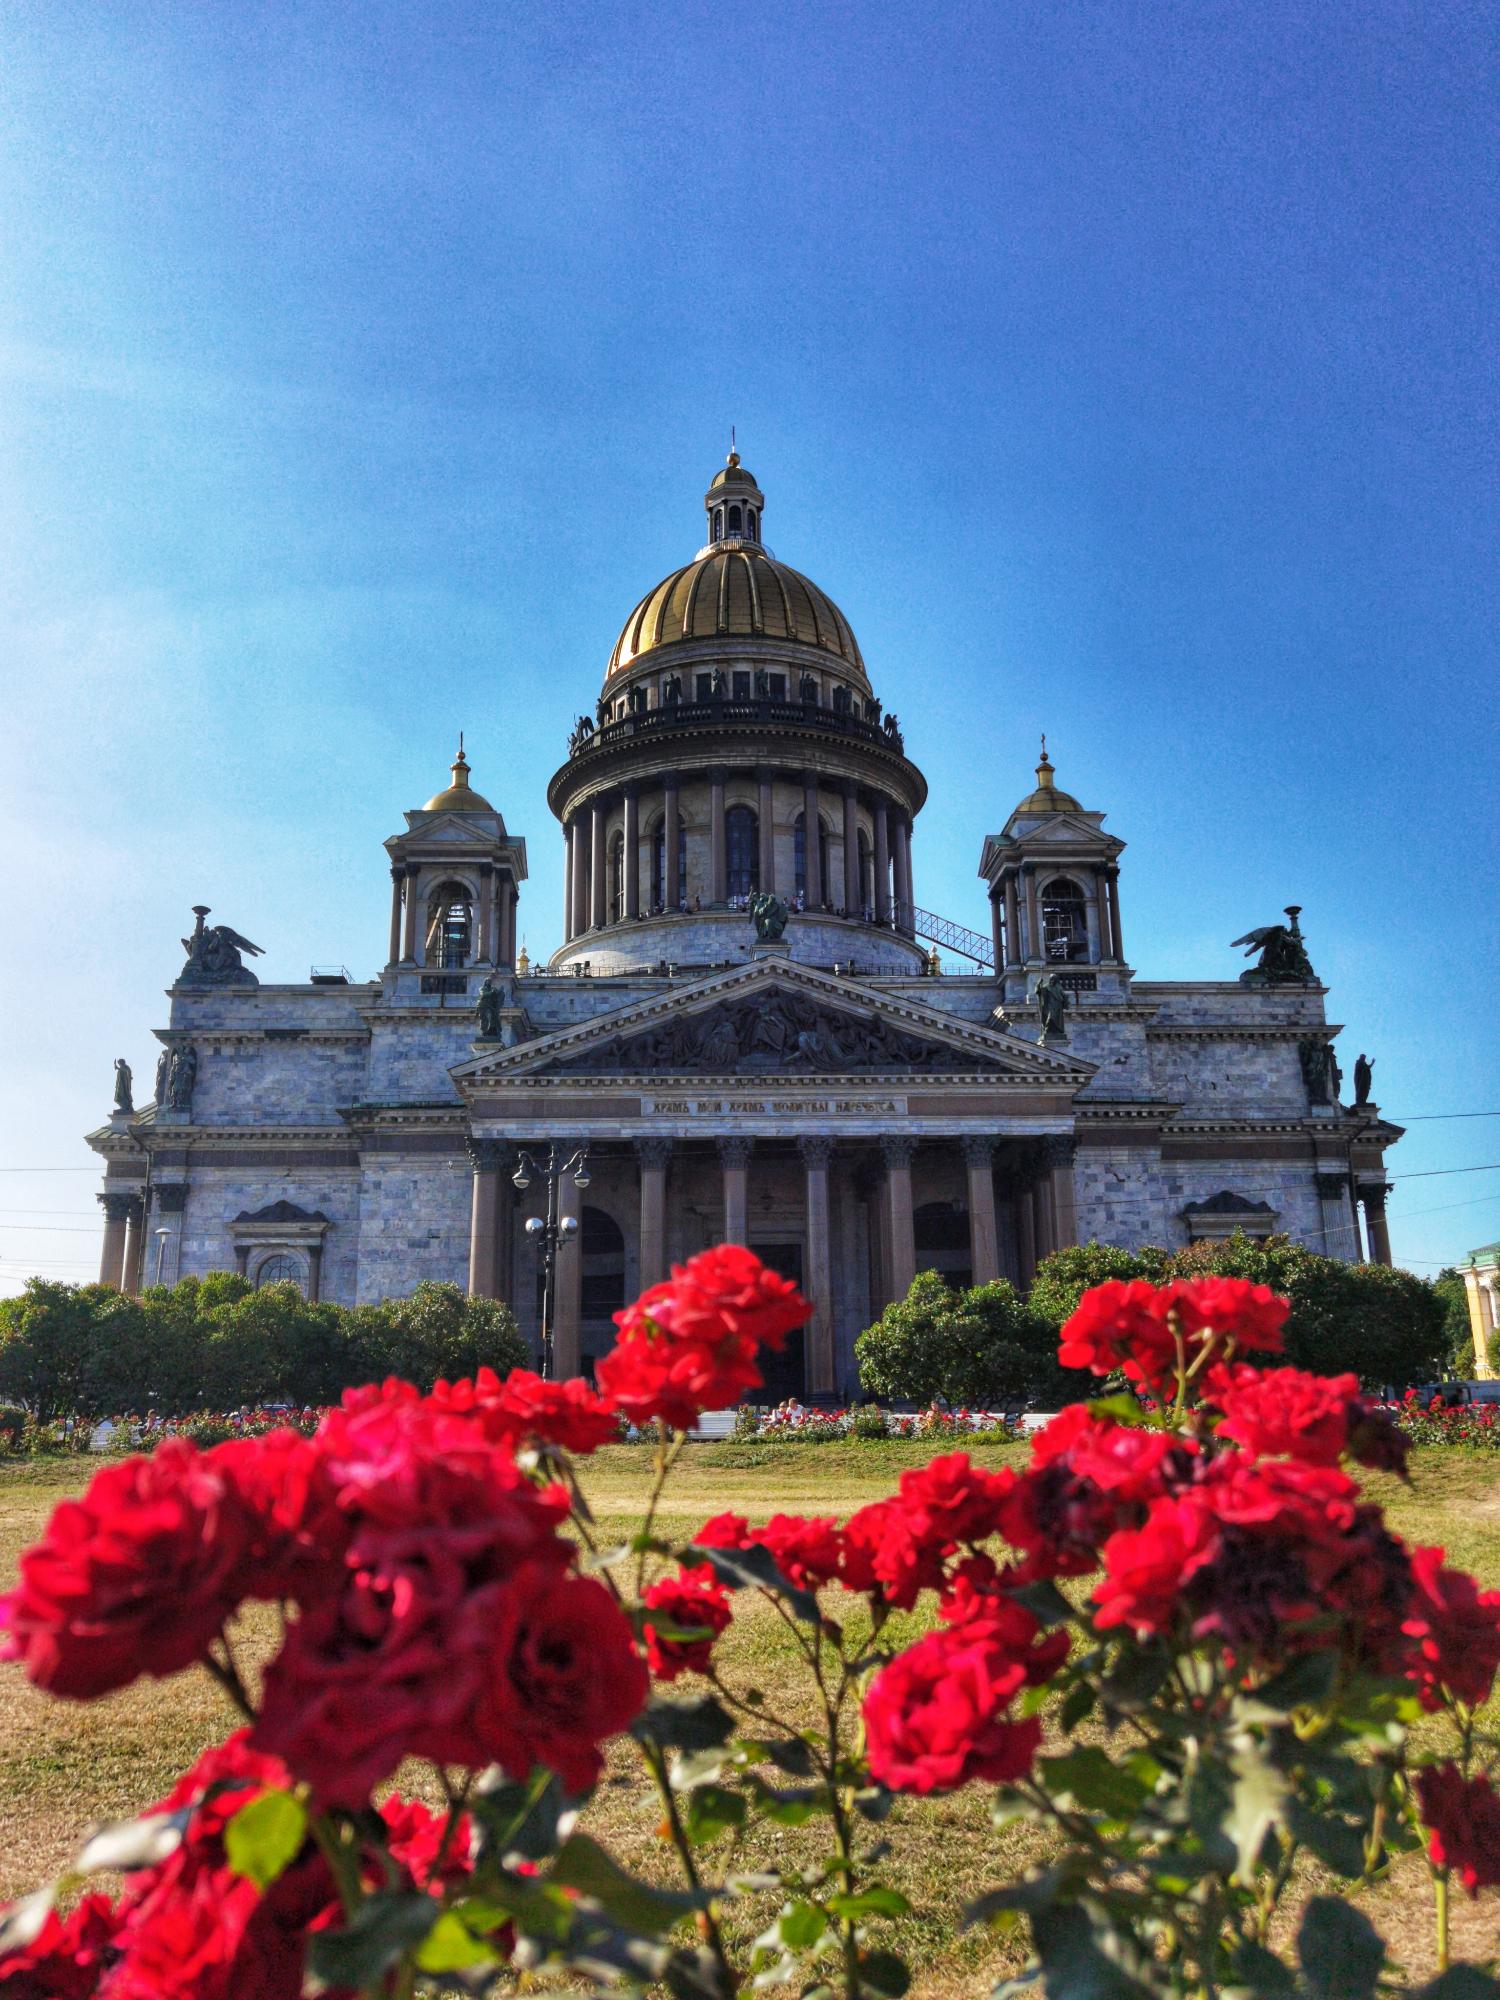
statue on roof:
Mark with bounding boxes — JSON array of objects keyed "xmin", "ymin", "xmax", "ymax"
[
  {"xmin": 1035, "ymin": 972, "xmax": 1069, "ymax": 1044},
  {"xmin": 178, "ymin": 907, "xmax": 264, "ymax": 988},
  {"xmin": 475, "ymin": 976, "xmax": 504, "ymax": 1041},
  {"xmin": 112, "ymin": 1059, "xmax": 133, "ymax": 1114},
  {"xmin": 568, "ymin": 714, "xmax": 595, "ymax": 756},
  {"xmin": 1354, "ymin": 1053, "xmax": 1375, "ymax": 1106},
  {"xmin": 1231, "ymin": 907, "xmax": 1315, "ymax": 984},
  {"xmin": 749, "ymin": 891, "xmax": 790, "ymax": 941}
]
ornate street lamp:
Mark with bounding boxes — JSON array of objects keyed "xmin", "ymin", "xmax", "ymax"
[{"xmin": 512, "ymin": 1142, "xmax": 591, "ymax": 1380}]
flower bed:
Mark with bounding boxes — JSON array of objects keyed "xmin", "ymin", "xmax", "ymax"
[
  {"xmin": 1, "ymin": 1255, "xmax": 1497, "ymax": 1999},
  {"xmin": 734, "ymin": 1402, "xmax": 1026, "ymax": 1442},
  {"xmin": 1390, "ymin": 1392, "xmax": 1500, "ymax": 1450},
  {"xmin": 0, "ymin": 1406, "xmax": 323, "ymax": 1458}
]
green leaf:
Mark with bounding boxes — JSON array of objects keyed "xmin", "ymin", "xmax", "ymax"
[
  {"xmin": 472, "ymin": 1766, "xmax": 571, "ymax": 1861},
  {"xmin": 685, "ymin": 1541, "xmax": 823, "ymax": 1623},
  {"xmin": 1039, "ymin": 1747, "xmax": 1148, "ymax": 1821},
  {"xmin": 1287, "ymin": 1800, "xmax": 1371, "ymax": 1880},
  {"xmin": 1008, "ymin": 1579, "xmax": 1076, "ymax": 1628},
  {"xmin": 778, "ymin": 1900, "xmax": 828, "ymax": 1950},
  {"xmin": 682, "ymin": 1785, "xmax": 746, "ymax": 1845},
  {"xmin": 861, "ymin": 1948, "xmax": 912, "ymax": 1996},
  {"xmin": 1225, "ymin": 1745, "xmax": 1290, "ymax": 1883},
  {"xmin": 1060, "ymin": 1680, "xmax": 1097, "ymax": 1732},
  {"xmin": 308, "ymin": 1894, "xmax": 437, "ymax": 1987},
  {"xmin": 413, "ymin": 1909, "xmax": 502, "ymax": 1973},
  {"xmin": 546, "ymin": 1831, "xmax": 698, "ymax": 1933},
  {"xmin": 1297, "ymin": 1897, "xmax": 1384, "ymax": 2000},
  {"xmin": 1229, "ymin": 1939, "xmax": 1298, "ymax": 1996},
  {"xmin": 1087, "ymin": 1394, "xmax": 1152, "ymax": 1426},
  {"xmin": 1099, "ymin": 1645, "xmax": 1173, "ymax": 1715},
  {"xmin": 827, "ymin": 1887, "xmax": 911, "ymax": 1920},
  {"xmin": 224, "ymin": 1789, "xmax": 308, "ymax": 1892},
  {"xmin": 966, "ymin": 1867, "xmax": 1072, "ymax": 1924},
  {"xmin": 1031, "ymin": 1901, "xmax": 1157, "ymax": 2000},
  {"xmin": 633, "ymin": 1693, "xmax": 736, "ymax": 1753},
  {"xmin": 1250, "ymin": 1651, "xmax": 1340, "ymax": 1713}
]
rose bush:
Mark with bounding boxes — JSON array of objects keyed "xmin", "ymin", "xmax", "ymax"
[{"xmin": 0, "ymin": 1248, "xmax": 1496, "ymax": 1998}]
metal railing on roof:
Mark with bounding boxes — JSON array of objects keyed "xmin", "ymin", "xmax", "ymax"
[{"xmin": 568, "ymin": 697, "xmax": 905, "ymax": 760}]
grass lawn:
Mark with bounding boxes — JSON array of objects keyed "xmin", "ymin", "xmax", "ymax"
[{"xmin": 1, "ymin": 1440, "xmax": 1498, "ymax": 1992}]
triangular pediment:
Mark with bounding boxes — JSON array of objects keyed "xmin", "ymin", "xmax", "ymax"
[
  {"xmin": 1009, "ymin": 812, "xmax": 1110, "ymax": 843},
  {"xmin": 453, "ymin": 959, "xmax": 1092, "ymax": 1087},
  {"xmin": 400, "ymin": 814, "xmax": 502, "ymax": 845}
]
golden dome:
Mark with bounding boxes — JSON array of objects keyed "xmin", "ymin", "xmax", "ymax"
[
  {"xmin": 709, "ymin": 449, "xmax": 759, "ymax": 492},
  {"xmin": 1013, "ymin": 742, "xmax": 1081, "ymax": 816},
  {"xmin": 423, "ymin": 744, "xmax": 497, "ymax": 814},
  {"xmin": 607, "ymin": 546, "xmax": 867, "ymax": 681}
]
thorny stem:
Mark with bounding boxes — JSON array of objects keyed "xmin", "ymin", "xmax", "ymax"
[
  {"xmin": 639, "ymin": 1735, "xmax": 735, "ymax": 1996},
  {"xmin": 204, "ymin": 1642, "xmax": 255, "ymax": 1722},
  {"xmin": 1434, "ymin": 1866, "xmax": 1451, "ymax": 1974},
  {"xmin": 635, "ymin": 1424, "xmax": 687, "ymax": 1599}
]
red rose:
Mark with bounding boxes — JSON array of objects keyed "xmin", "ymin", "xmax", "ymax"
[
  {"xmin": 0, "ymin": 1893, "xmax": 117, "ymax": 1997},
  {"xmin": 619, "ymin": 1245, "xmax": 810, "ymax": 1351},
  {"xmin": 1208, "ymin": 1364, "xmax": 1359, "ymax": 1466},
  {"xmin": 432, "ymin": 1368, "xmax": 621, "ymax": 1455},
  {"xmin": 642, "ymin": 1564, "xmax": 734, "ymax": 1680},
  {"xmin": 477, "ymin": 1565, "xmax": 648, "ymax": 1793},
  {"xmin": 864, "ymin": 1620, "xmax": 1043, "ymax": 1794},
  {"xmin": 839, "ymin": 1500, "xmax": 947, "ymax": 1609},
  {"xmin": 213, "ymin": 1429, "xmax": 349, "ymax": 1603},
  {"xmin": 1030, "ymin": 1406, "xmax": 1186, "ymax": 1501},
  {"xmin": 596, "ymin": 1322, "xmax": 763, "ymax": 1430},
  {"xmin": 1058, "ymin": 1280, "xmax": 1176, "ymax": 1388},
  {"xmin": 1093, "ymin": 1497, "xmax": 1219, "ymax": 1637},
  {"xmin": 1160, "ymin": 1277, "xmax": 1288, "ymax": 1352},
  {"xmin": 0, "ymin": 1439, "xmax": 256, "ymax": 1699},
  {"xmin": 379, "ymin": 1794, "xmax": 474, "ymax": 1890},
  {"xmin": 758, "ymin": 1514, "xmax": 845, "ymax": 1589},
  {"xmin": 693, "ymin": 1511, "xmax": 753, "ymax": 1550},
  {"xmin": 1417, "ymin": 1763, "xmax": 1500, "ymax": 1895},
  {"xmin": 1402, "ymin": 1546, "xmax": 1500, "ymax": 1712},
  {"xmin": 893, "ymin": 1452, "xmax": 1013, "ymax": 1550}
]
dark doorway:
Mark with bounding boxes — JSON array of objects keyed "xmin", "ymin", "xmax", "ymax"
[
  {"xmin": 749, "ymin": 1241, "xmax": 806, "ymax": 1402},
  {"xmin": 914, "ymin": 1201, "xmax": 972, "ymax": 1290}
]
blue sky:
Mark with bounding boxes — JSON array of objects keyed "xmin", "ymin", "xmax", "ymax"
[{"xmin": 1, "ymin": 0, "xmax": 1494, "ymax": 1294}]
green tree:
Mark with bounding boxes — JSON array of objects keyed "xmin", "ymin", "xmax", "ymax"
[
  {"xmin": 345, "ymin": 1282, "xmax": 526, "ymax": 1391},
  {"xmin": 856, "ymin": 1270, "xmax": 1079, "ymax": 1407},
  {"xmin": 199, "ymin": 1284, "xmax": 349, "ymax": 1408},
  {"xmin": 0, "ymin": 1281, "xmax": 144, "ymax": 1420},
  {"xmin": 1025, "ymin": 1240, "xmax": 1169, "ymax": 1328}
]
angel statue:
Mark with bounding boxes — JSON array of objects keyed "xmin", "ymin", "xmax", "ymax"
[
  {"xmin": 178, "ymin": 906, "xmax": 265, "ymax": 988},
  {"xmin": 748, "ymin": 891, "xmax": 790, "ymax": 942},
  {"xmin": 1231, "ymin": 906, "xmax": 1315, "ymax": 985}
]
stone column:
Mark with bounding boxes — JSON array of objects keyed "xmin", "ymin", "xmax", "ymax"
[
  {"xmin": 962, "ymin": 1138, "xmax": 1000, "ymax": 1284},
  {"xmin": 1093, "ymin": 872, "xmax": 1112, "ymax": 963},
  {"xmin": 1024, "ymin": 867, "xmax": 1041, "ymax": 964},
  {"xmin": 97, "ymin": 1190, "xmax": 132, "ymax": 1288},
  {"xmin": 623, "ymin": 787, "xmax": 640, "ymax": 919},
  {"xmin": 757, "ymin": 769, "xmax": 775, "ymax": 892},
  {"xmin": 1360, "ymin": 1183, "xmax": 1393, "ymax": 1267},
  {"xmin": 664, "ymin": 776, "xmax": 682, "ymax": 910},
  {"xmin": 719, "ymin": 1137, "xmax": 752, "ymax": 1246},
  {"xmin": 233, "ymin": 1242, "xmax": 250, "ymax": 1277},
  {"xmin": 1032, "ymin": 1174, "xmax": 1056, "ymax": 1263},
  {"xmin": 121, "ymin": 1196, "xmax": 146, "ymax": 1297},
  {"xmin": 1476, "ymin": 1276, "xmax": 1499, "ymax": 1380},
  {"xmin": 1014, "ymin": 1177, "xmax": 1037, "ymax": 1288},
  {"xmin": 881, "ymin": 1137, "xmax": 916, "ymax": 1300},
  {"xmin": 636, "ymin": 1138, "xmax": 671, "ymax": 1289},
  {"xmin": 570, "ymin": 817, "xmax": 590, "ymax": 938},
  {"xmin": 1042, "ymin": 1135, "xmax": 1078, "ymax": 1251},
  {"xmin": 401, "ymin": 867, "xmax": 420, "ymax": 961},
  {"xmin": 590, "ymin": 798, "xmax": 609, "ymax": 931},
  {"xmin": 892, "ymin": 816, "xmax": 913, "ymax": 927},
  {"xmin": 710, "ymin": 768, "xmax": 727, "ymax": 904},
  {"xmin": 554, "ymin": 1163, "xmax": 583, "ymax": 1379},
  {"xmin": 1003, "ymin": 877, "xmax": 1021, "ymax": 969},
  {"xmin": 477, "ymin": 866, "xmax": 496, "ymax": 963},
  {"xmin": 306, "ymin": 1242, "xmax": 324, "ymax": 1303},
  {"xmin": 154, "ymin": 1183, "xmax": 188, "ymax": 1287},
  {"xmin": 802, "ymin": 772, "xmax": 822, "ymax": 907},
  {"xmin": 467, "ymin": 1139, "xmax": 505, "ymax": 1298},
  {"xmin": 499, "ymin": 877, "xmax": 517, "ymax": 968},
  {"xmin": 1106, "ymin": 868, "xmax": 1124, "ymax": 963},
  {"xmin": 388, "ymin": 869, "xmax": 404, "ymax": 965},
  {"xmin": 989, "ymin": 891, "xmax": 1004, "ymax": 975},
  {"xmin": 563, "ymin": 824, "xmax": 575, "ymax": 942},
  {"xmin": 842, "ymin": 782, "xmax": 859, "ymax": 914},
  {"xmin": 873, "ymin": 800, "xmax": 891, "ymax": 922},
  {"xmin": 800, "ymin": 1137, "xmax": 836, "ymax": 1394}
]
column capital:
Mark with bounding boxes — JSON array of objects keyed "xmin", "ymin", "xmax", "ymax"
[
  {"xmin": 635, "ymin": 1137, "xmax": 673, "ymax": 1171},
  {"xmin": 718, "ymin": 1136, "xmax": 754, "ymax": 1170},
  {"xmin": 466, "ymin": 1136, "xmax": 511, "ymax": 1174},
  {"xmin": 960, "ymin": 1136, "xmax": 996, "ymax": 1170},
  {"xmin": 663, "ymin": 768, "xmax": 681, "ymax": 792},
  {"xmin": 798, "ymin": 1135, "xmax": 836, "ymax": 1170},
  {"xmin": 1038, "ymin": 1134, "xmax": 1076, "ymax": 1171},
  {"xmin": 1359, "ymin": 1182, "xmax": 1392, "ymax": 1214},
  {"xmin": 154, "ymin": 1183, "xmax": 189, "ymax": 1214},
  {"xmin": 98, "ymin": 1189, "xmax": 139, "ymax": 1222},
  {"xmin": 841, "ymin": 775, "xmax": 858, "ymax": 799},
  {"xmin": 880, "ymin": 1135, "xmax": 916, "ymax": 1169},
  {"xmin": 1315, "ymin": 1170, "xmax": 1350, "ymax": 1200}
]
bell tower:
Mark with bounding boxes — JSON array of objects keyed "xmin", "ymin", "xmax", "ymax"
[
  {"xmin": 383, "ymin": 742, "xmax": 528, "ymax": 995},
  {"xmin": 977, "ymin": 742, "xmax": 1129, "ymax": 1005}
]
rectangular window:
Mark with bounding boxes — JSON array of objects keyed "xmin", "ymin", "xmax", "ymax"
[
  {"xmin": 733, "ymin": 669, "xmax": 751, "ymax": 701},
  {"xmin": 768, "ymin": 673, "xmax": 786, "ymax": 701},
  {"xmin": 696, "ymin": 673, "xmax": 714, "ymax": 702}
]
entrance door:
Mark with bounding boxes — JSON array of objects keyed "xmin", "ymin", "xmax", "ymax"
[{"xmin": 749, "ymin": 1242, "xmax": 805, "ymax": 1402}]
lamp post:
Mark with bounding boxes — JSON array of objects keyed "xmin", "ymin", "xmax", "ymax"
[
  {"xmin": 152, "ymin": 1227, "xmax": 171, "ymax": 1287},
  {"xmin": 512, "ymin": 1142, "xmax": 590, "ymax": 1380}
]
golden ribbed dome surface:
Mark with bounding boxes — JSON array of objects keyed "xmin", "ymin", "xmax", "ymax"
[
  {"xmin": 422, "ymin": 748, "xmax": 498, "ymax": 816},
  {"xmin": 607, "ymin": 547, "xmax": 867, "ymax": 681}
]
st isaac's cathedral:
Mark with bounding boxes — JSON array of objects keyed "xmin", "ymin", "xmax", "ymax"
[{"xmin": 89, "ymin": 454, "xmax": 1402, "ymax": 1398}]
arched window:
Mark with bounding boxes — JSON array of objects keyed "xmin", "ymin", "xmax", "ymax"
[
  {"xmin": 725, "ymin": 805, "xmax": 759, "ymax": 901},
  {"xmin": 580, "ymin": 1207, "xmax": 626, "ymax": 1365},
  {"xmin": 712, "ymin": 508, "xmax": 723, "ymax": 543},
  {"xmin": 426, "ymin": 882, "xmax": 474, "ymax": 967},
  {"xmin": 858, "ymin": 830, "xmax": 874, "ymax": 917},
  {"xmin": 1041, "ymin": 876, "xmax": 1089, "ymax": 963},
  {"xmin": 914, "ymin": 1201, "xmax": 971, "ymax": 1291},
  {"xmin": 746, "ymin": 508, "xmax": 758, "ymax": 542},
  {"xmin": 651, "ymin": 817, "xmax": 687, "ymax": 910},
  {"xmin": 608, "ymin": 832, "xmax": 625, "ymax": 924},
  {"xmin": 728, "ymin": 504, "xmax": 742, "ymax": 534},
  {"xmin": 793, "ymin": 813, "xmax": 833, "ymax": 908},
  {"xmin": 255, "ymin": 1252, "xmax": 307, "ymax": 1295}
]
